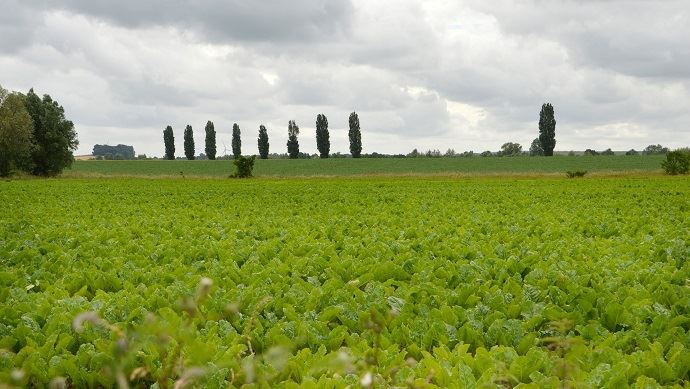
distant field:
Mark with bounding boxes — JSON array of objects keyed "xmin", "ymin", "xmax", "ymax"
[{"xmin": 66, "ymin": 155, "xmax": 666, "ymax": 177}]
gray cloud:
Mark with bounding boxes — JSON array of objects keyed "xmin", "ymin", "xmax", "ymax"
[
  {"xmin": 23, "ymin": 0, "xmax": 354, "ymax": 43},
  {"xmin": 470, "ymin": 0, "xmax": 690, "ymax": 79},
  {"xmin": 0, "ymin": 0, "xmax": 39, "ymax": 52},
  {"xmin": 1, "ymin": 0, "xmax": 689, "ymax": 157}
]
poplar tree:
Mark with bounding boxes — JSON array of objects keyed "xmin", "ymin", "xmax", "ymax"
[
  {"xmin": 205, "ymin": 121, "xmax": 216, "ymax": 160},
  {"xmin": 538, "ymin": 103, "xmax": 556, "ymax": 156},
  {"xmin": 348, "ymin": 111, "xmax": 362, "ymax": 158},
  {"xmin": 183, "ymin": 125, "xmax": 195, "ymax": 160},
  {"xmin": 316, "ymin": 114, "xmax": 330, "ymax": 158},
  {"xmin": 232, "ymin": 123, "xmax": 241, "ymax": 158},
  {"xmin": 163, "ymin": 126, "xmax": 175, "ymax": 160},
  {"xmin": 258, "ymin": 125, "xmax": 269, "ymax": 159},
  {"xmin": 287, "ymin": 120, "xmax": 299, "ymax": 159}
]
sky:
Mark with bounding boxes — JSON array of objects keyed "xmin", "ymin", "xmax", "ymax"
[{"xmin": 1, "ymin": 0, "xmax": 689, "ymax": 157}]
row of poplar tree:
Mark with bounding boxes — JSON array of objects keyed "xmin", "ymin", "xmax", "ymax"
[{"xmin": 163, "ymin": 112, "xmax": 363, "ymax": 160}]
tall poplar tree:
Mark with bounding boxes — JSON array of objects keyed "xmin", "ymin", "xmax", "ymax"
[
  {"xmin": 183, "ymin": 125, "xmax": 195, "ymax": 160},
  {"xmin": 538, "ymin": 103, "xmax": 556, "ymax": 156},
  {"xmin": 205, "ymin": 120, "xmax": 216, "ymax": 160},
  {"xmin": 348, "ymin": 111, "xmax": 362, "ymax": 158},
  {"xmin": 163, "ymin": 126, "xmax": 175, "ymax": 160},
  {"xmin": 258, "ymin": 125, "xmax": 269, "ymax": 159},
  {"xmin": 287, "ymin": 120, "xmax": 299, "ymax": 159},
  {"xmin": 232, "ymin": 123, "xmax": 241, "ymax": 158},
  {"xmin": 315, "ymin": 114, "xmax": 330, "ymax": 158}
]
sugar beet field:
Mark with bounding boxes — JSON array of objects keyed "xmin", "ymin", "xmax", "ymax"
[{"xmin": 1, "ymin": 176, "xmax": 690, "ymax": 388}]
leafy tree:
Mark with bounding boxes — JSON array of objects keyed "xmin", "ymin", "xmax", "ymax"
[
  {"xmin": 287, "ymin": 120, "xmax": 299, "ymax": 159},
  {"xmin": 232, "ymin": 155, "xmax": 256, "ymax": 178},
  {"xmin": 480, "ymin": 150, "xmax": 494, "ymax": 157},
  {"xmin": 625, "ymin": 149, "xmax": 639, "ymax": 156},
  {"xmin": 444, "ymin": 148, "xmax": 456, "ymax": 157},
  {"xmin": 500, "ymin": 142, "xmax": 523, "ymax": 156},
  {"xmin": 163, "ymin": 126, "xmax": 175, "ymax": 160},
  {"xmin": 643, "ymin": 144, "xmax": 669, "ymax": 155},
  {"xmin": 258, "ymin": 125, "xmax": 269, "ymax": 159},
  {"xmin": 205, "ymin": 121, "xmax": 216, "ymax": 160},
  {"xmin": 601, "ymin": 148, "xmax": 615, "ymax": 156},
  {"xmin": 0, "ymin": 86, "xmax": 34, "ymax": 176},
  {"xmin": 538, "ymin": 103, "xmax": 556, "ymax": 156},
  {"xmin": 24, "ymin": 88, "xmax": 78, "ymax": 176},
  {"xmin": 232, "ymin": 123, "xmax": 242, "ymax": 158},
  {"xmin": 584, "ymin": 149, "xmax": 599, "ymax": 156},
  {"xmin": 407, "ymin": 148, "xmax": 419, "ymax": 158},
  {"xmin": 183, "ymin": 125, "xmax": 195, "ymax": 160},
  {"xmin": 349, "ymin": 111, "xmax": 362, "ymax": 158},
  {"xmin": 662, "ymin": 148, "xmax": 690, "ymax": 175},
  {"xmin": 316, "ymin": 114, "xmax": 330, "ymax": 158},
  {"xmin": 529, "ymin": 138, "xmax": 544, "ymax": 156}
]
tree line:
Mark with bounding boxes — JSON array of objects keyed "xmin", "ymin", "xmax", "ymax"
[
  {"xmin": 163, "ymin": 112, "xmax": 363, "ymax": 160},
  {"xmin": 0, "ymin": 84, "xmax": 78, "ymax": 177},
  {"xmin": 92, "ymin": 144, "xmax": 135, "ymax": 160}
]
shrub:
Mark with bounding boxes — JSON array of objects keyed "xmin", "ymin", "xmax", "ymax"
[
  {"xmin": 661, "ymin": 149, "xmax": 690, "ymax": 175},
  {"xmin": 232, "ymin": 155, "xmax": 256, "ymax": 178},
  {"xmin": 566, "ymin": 170, "xmax": 587, "ymax": 178}
]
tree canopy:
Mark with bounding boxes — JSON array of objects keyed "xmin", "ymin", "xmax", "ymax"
[
  {"xmin": 25, "ymin": 88, "xmax": 78, "ymax": 176},
  {"xmin": 92, "ymin": 144, "xmax": 135, "ymax": 159},
  {"xmin": 529, "ymin": 138, "xmax": 544, "ymax": 156},
  {"xmin": 0, "ymin": 86, "xmax": 34, "ymax": 176}
]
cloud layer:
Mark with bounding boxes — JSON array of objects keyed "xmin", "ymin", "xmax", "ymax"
[{"xmin": 2, "ymin": 0, "xmax": 688, "ymax": 156}]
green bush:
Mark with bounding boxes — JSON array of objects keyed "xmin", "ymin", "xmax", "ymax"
[
  {"xmin": 661, "ymin": 149, "xmax": 690, "ymax": 175},
  {"xmin": 232, "ymin": 155, "xmax": 256, "ymax": 178}
]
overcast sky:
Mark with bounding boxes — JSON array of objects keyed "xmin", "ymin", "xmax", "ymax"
[{"xmin": 1, "ymin": 0, "xmax": 689, "ymax": 157}]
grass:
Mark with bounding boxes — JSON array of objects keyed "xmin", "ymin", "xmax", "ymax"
[{"xmin": 64, "ymin": 155, "xmax": 666, "ymax": 178}]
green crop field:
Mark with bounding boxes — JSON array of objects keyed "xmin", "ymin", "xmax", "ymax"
[
  {"xmin": 65, "ymin": 155, "xmax": 666, "ymax": 178},
  {"xmin": 1, "ymin": 175, "xmax": 689, "ymax": 387}
]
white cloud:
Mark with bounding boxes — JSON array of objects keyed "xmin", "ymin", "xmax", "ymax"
[{"xmin": 1, "ymin": 0, "xmax": 689, "ymax": 157}]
